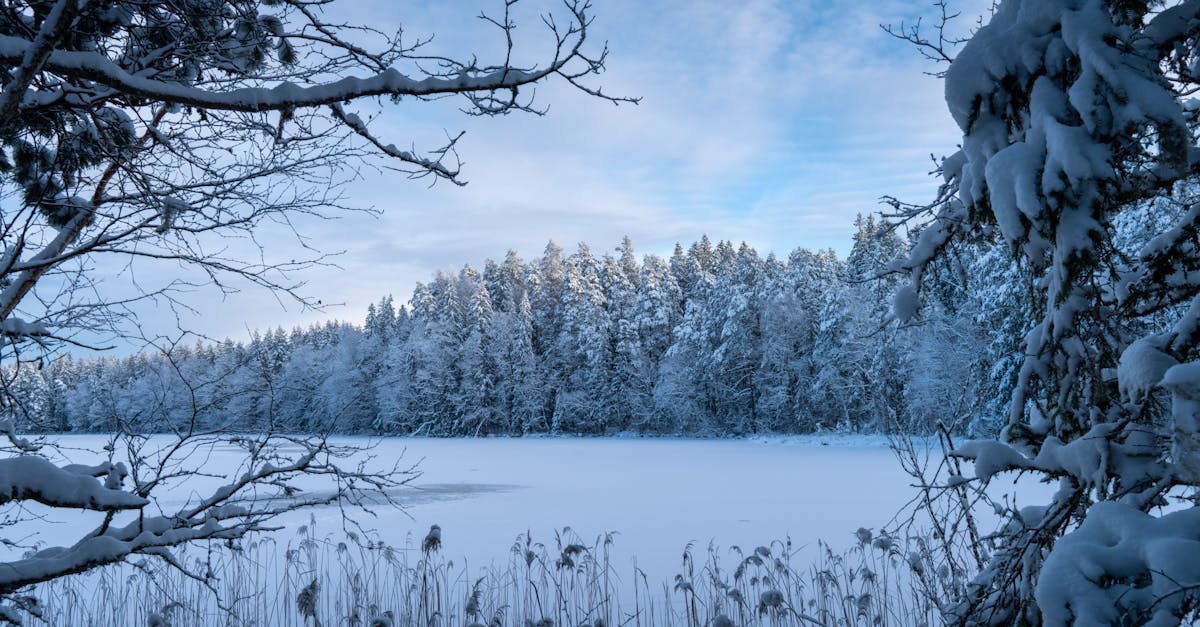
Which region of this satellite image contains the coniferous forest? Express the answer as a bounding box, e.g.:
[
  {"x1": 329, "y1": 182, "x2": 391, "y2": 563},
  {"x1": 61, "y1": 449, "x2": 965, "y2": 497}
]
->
[
  {"x1": 0, "y1": 215, "x2": 1058, "y2": 436},
  {"x1": 14, "y1": 186, "x2": 1177, "y2": 440}
]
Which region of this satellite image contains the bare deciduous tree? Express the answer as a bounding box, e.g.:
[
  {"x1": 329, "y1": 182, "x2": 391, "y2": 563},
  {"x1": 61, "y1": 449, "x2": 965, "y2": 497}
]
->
[{"x1": 0, "y1": 0, "x2": 630, "y2": 619}]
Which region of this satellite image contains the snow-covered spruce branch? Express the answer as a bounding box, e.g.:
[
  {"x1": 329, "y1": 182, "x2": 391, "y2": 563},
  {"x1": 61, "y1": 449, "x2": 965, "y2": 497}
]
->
[{"x1": 883, "y1": 0, "x2": 1200, "y2": 623}]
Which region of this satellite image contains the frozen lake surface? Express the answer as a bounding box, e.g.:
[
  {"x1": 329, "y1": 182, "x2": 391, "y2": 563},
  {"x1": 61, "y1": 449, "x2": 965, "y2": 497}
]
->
[
  {"x1": 13, "y1": 434, "x2": 1050, "y2": 585},
  {"x1": 374, "y1": 436, "x2": 925, "y2": 580}
]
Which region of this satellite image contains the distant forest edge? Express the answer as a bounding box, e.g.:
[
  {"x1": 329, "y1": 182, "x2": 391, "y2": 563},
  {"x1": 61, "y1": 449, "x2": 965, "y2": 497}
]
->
[{"x1": 9, "y1": 213, "x2": 1059, "y2": 436}]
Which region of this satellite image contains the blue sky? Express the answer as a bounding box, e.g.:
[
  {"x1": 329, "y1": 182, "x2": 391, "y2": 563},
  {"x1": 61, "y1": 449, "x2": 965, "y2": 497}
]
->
[{"x1": 119, "y1": 0, "x2": 982, "y2": 344}]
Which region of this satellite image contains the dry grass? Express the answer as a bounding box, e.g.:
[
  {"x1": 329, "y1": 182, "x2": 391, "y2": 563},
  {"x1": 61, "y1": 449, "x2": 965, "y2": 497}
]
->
[{"x1": 21, "y1": 521, "x2": 938, "y2": 626}]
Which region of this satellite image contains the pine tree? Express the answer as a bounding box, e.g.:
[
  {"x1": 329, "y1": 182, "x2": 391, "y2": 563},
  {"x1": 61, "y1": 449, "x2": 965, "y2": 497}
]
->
[
  {"x1": 602, "y1": 253, "x2": 644, "y2": 430},
  {"x1": 495, "y1": 294, "x2": 544, "y2": 433},
  {"x1": 551, "y1": 244, "x2": 610, "y2": 432},
  {"x1": 454, "y1": 271, "x2": 499, "y2": 434},
  {"x1": 708, "y1": 243, "x2": 765, "y2": 433}
]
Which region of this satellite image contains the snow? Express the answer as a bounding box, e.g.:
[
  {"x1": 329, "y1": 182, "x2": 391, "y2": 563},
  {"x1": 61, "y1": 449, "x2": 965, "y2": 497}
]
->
[
  {"x1": 1038, "y1": 501, "x2": 1200, "y2": 626},
  {"x1": 1163, "y1": 362, "x2": 1200, "y2": 483},
  {"x1": 0, "y1": 455, "x2": 146, "y2": 510},
  {"x1": 0, "y1": 36, "x2": 551, "y2": 114},
  {"x1": 955, "y1": 423, "x2": 1141, "y2": 490},
  {"x1": 5, "y1": 435, "x2": 1047, "y2": 587},
  {"x1": 892, "y1": 284, "x2": 919, "y2": 323},
  {"x1": 800, "y1": 0, "x2": 1200, "y2": 620},
  {"x1": 952, "y1": 439, "x2": 1037, "y2": 481},
  {"x1": 1118, "y1": 334, "x2": 1178, "y2": 402},
  {"x1": 0, "y1": 317, "x2": 48, "y2": 337}
]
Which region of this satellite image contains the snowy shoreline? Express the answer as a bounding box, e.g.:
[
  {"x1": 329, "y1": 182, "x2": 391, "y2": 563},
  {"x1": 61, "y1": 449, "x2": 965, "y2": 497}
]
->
[{"x1": 34, "y1": 430, "x2": 929, "y2": 445}]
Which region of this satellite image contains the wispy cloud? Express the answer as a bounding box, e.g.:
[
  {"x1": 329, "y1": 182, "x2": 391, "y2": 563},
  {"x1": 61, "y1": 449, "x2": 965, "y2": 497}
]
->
[{"x1": 101, "y1": 0, "x2": 982, "y2": 344}]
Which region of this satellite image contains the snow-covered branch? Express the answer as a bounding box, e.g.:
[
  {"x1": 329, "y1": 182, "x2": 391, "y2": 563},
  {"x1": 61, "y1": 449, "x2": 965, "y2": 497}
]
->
[
  {"x1": 0, "y1": 36, "x2": 566, "y2": 113},
  {"x1": 884, "y1": 0, "x2": 1200, "y2": 622},
  {"x1": 0, "y1": 433, "x2": 410, "y2": 597},
  {"x1": 0, "y1": 455, "x2": 144, "y2": 511}
]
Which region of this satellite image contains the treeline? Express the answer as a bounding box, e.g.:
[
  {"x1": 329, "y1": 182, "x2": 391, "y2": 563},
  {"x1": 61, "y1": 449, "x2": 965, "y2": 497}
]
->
[{"x1": 8, "y1": 216, "x2": 1028, "y2": 436}]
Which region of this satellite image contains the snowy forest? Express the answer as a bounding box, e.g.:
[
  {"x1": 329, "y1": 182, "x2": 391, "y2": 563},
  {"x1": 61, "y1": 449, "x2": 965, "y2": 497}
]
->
[
  {"x1": 7, "y1": 217, "x2": 1000, "y2": 436},
  {"x1": 10, "y1": 186, "x2": 1179, "y2": 439}
]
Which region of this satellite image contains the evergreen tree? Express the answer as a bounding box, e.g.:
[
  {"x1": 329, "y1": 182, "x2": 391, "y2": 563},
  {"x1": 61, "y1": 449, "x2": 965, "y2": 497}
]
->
[
  {"x1": 602, "y1": 253, "x2": 643, "y2": 430},
  {"x1": 552, "y1": 244, "x2": 610, "y2": 432}
]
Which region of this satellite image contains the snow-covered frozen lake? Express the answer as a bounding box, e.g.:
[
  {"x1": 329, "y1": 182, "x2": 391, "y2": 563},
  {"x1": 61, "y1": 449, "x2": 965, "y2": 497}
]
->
[
  {"x1": 14, "y1": 435, "x2": 1048, "y2": 584},
  {"x1": 330, "y1": 435, "x2": 925, "y2": 581}
]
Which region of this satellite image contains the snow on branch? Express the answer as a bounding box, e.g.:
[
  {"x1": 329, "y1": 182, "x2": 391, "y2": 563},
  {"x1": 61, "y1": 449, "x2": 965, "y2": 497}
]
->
[
  {"x1": 952, "y1": 421, "x2": 1163, "y2": 491},
  {"x1": 1038, "y1": 502, "x2": 1200, "y2": 625},
  {"x1": 330, "y1": 104, "x2": 464, "y2": 184},
  {"x1": 0, "y1": 1, "x2": 630, "y2": 116},
  {"x1": 0, "y1": 435, "x2": 410, "y2": 595},
  {"x1": 882, "y1": 2, "x2": 1200, "y2": 619},
  {"x1": 0, "y1": 456, "x2": 145, "y2": 510},
  {"x1": 0, "y1": 319, "x2": 48, "y2": 339},
  {"x1": 0, "y1": 39, "x2": 549, "y2": 112},
  {"x1": 0, "y1": 0, "x2": 80, "y2": 128}
]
